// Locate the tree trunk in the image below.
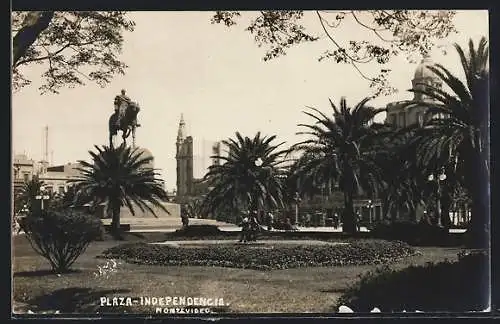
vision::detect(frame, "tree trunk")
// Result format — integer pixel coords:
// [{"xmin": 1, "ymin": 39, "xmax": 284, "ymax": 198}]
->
[
  {"xmin": 110, "ymin": 200, "xmax": 122, "ymax": 239},
  {"xmin": 13, "ymin": 11, "xmax": 54, "ymax": 66},
  {"xmin": 410, "ymin": 207, "xmax": 417, "ymax": 223},
  {"xmin": 342, "ymin": 191, "xmax": 356, "ymax": 234},
  {"xmin": 440, "ymin": 190, "xmax": 452, "ymax": 230},
  {"xmin": 467, "ymin": 154, "xmax": 490, "ymax": 249}
]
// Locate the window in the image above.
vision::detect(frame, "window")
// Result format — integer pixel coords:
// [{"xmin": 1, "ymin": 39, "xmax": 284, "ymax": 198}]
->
[
  {"xmin": 58, "ymin": 186, "xmax": 65, "ymax": 194},
  {"xmin": 23, "ymin": 172, "xmax": 30, "ymax": 182}
]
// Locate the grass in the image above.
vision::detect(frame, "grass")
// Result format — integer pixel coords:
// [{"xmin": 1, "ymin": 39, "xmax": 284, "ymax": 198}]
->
[{"xmin": 12, "ymin": 233, "xmax": 466, "ymax": 314}]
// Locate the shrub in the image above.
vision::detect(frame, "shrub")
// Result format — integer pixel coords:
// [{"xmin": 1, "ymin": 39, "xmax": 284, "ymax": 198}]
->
[
  {"xmin": 19, "ymin": 208, "xmax": 104, "ymax": 273},
  {"xmin": 173, "ymin": 225, "xmax": 224, "ymax": 237},
  {"xmin": 101, "ymin": 240, "xmax": 416, "ymax": 270},
  {"xmin": 369, "ymin": 221, "xmax": 451, "ymax": 246},
  {"xmin": 335, "ymin": 250, "xmax": 489, "ymax": 312}
]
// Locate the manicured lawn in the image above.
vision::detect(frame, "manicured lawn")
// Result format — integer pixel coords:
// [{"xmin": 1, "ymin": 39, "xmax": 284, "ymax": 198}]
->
[{"xmin": 12, "ymin": 234, "xmax": 465, "ymax": 314}]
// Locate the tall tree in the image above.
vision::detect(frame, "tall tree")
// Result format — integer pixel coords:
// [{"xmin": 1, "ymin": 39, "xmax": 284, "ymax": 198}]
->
[
  {"xmin": 292, "ymin": 97, "xmax": 387, "ymax": 233},
  {"xmin": 12, "ymin": 11, "xmax": 135, "ymax": 94},
  {"xmin": 406, "ymin": 37, "xmax": 489, "ymax": 248},
  {"xmin": 201, "ymin": 132, "xmax": 288, "ymax": 219},
  {"xmin": 211, "ymin": 10, "xmax": 456, "ymax": 96},
  {"xmin": 72, "ymin": 144, "xmax": 168, "ymax": 236}
]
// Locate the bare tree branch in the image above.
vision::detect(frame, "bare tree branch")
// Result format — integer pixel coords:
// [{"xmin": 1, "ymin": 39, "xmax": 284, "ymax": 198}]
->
[
  {"xmin": 316, "ymin": 11, "xmax": 376, "ymax": 80},
  {"xmin": 350, "ymin": 11, "xmax": 393, "ymax": 43}
]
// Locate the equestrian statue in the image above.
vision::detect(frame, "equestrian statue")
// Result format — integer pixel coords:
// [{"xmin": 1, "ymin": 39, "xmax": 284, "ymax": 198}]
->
[{"xmin": 108, "ymin": 89, "xmax": 141, "ymax": 148}]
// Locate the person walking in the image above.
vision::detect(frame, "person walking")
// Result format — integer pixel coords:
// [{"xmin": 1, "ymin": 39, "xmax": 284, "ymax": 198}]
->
[
  {"xmin": 267, "ymin": 212, "xmax": 274, "ymax": 231},
  {"xmin": 239, "ymin": 215, "xmax": 250, "ymax": 243},
  {"xmin": 249, "ymin": 214, "xmax": 260, "ymax": 241}
]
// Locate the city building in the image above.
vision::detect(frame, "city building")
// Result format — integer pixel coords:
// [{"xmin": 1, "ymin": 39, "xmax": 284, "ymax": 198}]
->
[
  {"xmin": 175, "ymin": 114, "xmax": 224, "ymax": 202},
  {"xmin": 385, "ymin": 55, "xmax": 443, "ymax": 128},
  {"xmin": 13, "ymin": 153, "xmax": 36, "ymax": 192},
  {"xmin": 40, "ymin": 162, "xmax": 83, "ymax": 194}
]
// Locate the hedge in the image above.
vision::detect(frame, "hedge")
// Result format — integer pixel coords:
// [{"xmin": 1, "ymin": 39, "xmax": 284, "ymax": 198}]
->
[{"xmin": 335, "ymin": 250, "xmax": 489, "ymax": 312}]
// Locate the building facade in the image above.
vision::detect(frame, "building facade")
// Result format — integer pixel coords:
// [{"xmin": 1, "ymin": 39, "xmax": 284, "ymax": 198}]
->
[
  {"xmin": 385, "ymin": 56, "xmax": 443, "ymax": 128},
  {"xmin": 175, "ymin": 114, "xmax": 223, "ymax": 201},
  {"xmin": 13, "ymin": 154, "xmax": 36, "ymax": 192},
  {"xmin": 41, "ymin": 162, "xmax": 83, "ymax": 194}
]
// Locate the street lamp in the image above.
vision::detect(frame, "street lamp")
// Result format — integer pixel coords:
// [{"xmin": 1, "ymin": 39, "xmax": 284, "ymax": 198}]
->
[
  {"xmin": 367, "ymin": 200, "xmax": 374, "ymax": 224},
  {"xmin": 35, "ymin": 186, "xmax": 50, "ymax": 211},
  {"xmin": 428, "ymin": 170, "xmax": 447, "ymax": 227},
  {"xmin": 253, "ymin": 157, "xmax": 272, "ymax": 219},
  {"xmin": 293, "ymin": 191, "xmax": 301, "ymax": 225}
]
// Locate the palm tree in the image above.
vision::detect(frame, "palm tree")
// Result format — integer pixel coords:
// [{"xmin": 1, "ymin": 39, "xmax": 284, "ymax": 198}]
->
[
  {"xmin": 405, "ymin": 37, "xmax": 489, "ymax": 247},
  {"xmin": 14, "ymin": 175, "xmax": 44, "ymax": 215},
  {"xmin": 292, "ymin": 97, "xmax": 388, "ymax": 233},
  {"xmin": 183, "ymin": 198, "xmax": 203, "ymax": 219},
  {"xmin": 72, "ymin": 144, "xmax": 169, "ymax": 236},
  {"xmin": 369, "ymin": 125, "xmax": 428, "ymax": 223},
  {"xmin": 201, "ymin": 132, "xmax": 288, "ymax": 220}
]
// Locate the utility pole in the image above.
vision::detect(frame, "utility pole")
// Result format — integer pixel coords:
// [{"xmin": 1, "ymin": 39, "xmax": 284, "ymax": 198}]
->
[{"xmin": 44, "ymin": 125, "xmax": 49, "ymax": 163}]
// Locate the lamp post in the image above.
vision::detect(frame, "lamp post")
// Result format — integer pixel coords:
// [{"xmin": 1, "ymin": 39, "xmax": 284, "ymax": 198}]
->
[
  {"xmin": 35, "ymin": 186, "xmax": 50, "ymax": 211},
  {"xmin": 367, "ymin": 200, "xmax": 373, "ymax": 224},
  {"xmin": 254, "ymin": 157, "xmax": 273, "ymax": 219},
  {"xmin": 428, "ymin": 170, "xmax": 447, "ymax": 227},
  {"xmin": 293, "ymin": 191, "xmax": 301, "ymax": 225}
]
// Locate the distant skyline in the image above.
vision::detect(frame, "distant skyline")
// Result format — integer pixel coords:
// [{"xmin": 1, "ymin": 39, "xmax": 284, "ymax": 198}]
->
[{"xmin": 12, "ymin": 10, "xmax": 489, "ymax": 191}]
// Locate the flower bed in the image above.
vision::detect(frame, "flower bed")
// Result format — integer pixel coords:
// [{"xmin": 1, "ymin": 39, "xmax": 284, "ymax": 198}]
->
[{"xmin": 100, "ymin": 240, "xmax": 416, "ymax": 271}]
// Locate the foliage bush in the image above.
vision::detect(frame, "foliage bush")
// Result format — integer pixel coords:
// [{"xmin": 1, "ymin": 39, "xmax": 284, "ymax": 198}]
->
[
  {"xmin": 369, "ymin": 221, "xmax": 451, "ymax": 246},
  {"xmin": 335, "ymin": 250, "xmax": 489, "ymax": 312},
  {"xmin": 19, "ymin": 208, "xmax": 104, "ymax": 273},
  {"xmin": 173, "ymin": 225, "xmax": 224, "ymax": 237},
  {"xmin": 101, "ymin": 240, "xmax": 416, "ymax": 270}
]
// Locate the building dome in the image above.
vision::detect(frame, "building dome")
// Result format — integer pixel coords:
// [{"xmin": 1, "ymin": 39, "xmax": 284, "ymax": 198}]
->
[
  {"xmin": 413, "ymin": 56, "xmax": 435, "ymax": 80},
  {"xmin": 135, "ymin": 147, "xmax": 153, "ymax": 158},
  {"xmin": 134, "ymin": 146, "xmax": 154, "ymax": 169}
]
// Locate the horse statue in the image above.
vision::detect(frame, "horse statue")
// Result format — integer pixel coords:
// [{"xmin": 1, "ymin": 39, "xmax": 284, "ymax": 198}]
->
[{"xmin": 108, "ymin": 95, "xmax": 140, "ymax": 148}]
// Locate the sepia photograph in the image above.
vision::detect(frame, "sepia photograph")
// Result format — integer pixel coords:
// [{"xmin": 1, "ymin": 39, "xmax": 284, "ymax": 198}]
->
[{"xmin": 11, "ymin": 9, "xmax": 490, "ymax": 316}]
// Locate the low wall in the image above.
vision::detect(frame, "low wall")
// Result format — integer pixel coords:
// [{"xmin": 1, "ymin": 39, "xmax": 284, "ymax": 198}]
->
[
  {"xmin": 95, "ymin": 202, "xmax": 181, "ymax": 219},
  {"xmin": 119, "ymin": 202, "xmax": 180, "ymax": 219}
]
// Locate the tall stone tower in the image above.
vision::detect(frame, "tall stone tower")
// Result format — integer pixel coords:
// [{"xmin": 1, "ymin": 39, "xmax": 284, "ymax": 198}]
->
[{"xmin": 175, "ymin": 114, "xmax": 193, "ymax": 197}]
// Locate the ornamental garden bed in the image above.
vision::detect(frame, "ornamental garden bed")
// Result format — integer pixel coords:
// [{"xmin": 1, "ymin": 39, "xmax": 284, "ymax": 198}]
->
[{"xmin": 99, "ymin": 240, "xmax": 417, "ymax": 271}]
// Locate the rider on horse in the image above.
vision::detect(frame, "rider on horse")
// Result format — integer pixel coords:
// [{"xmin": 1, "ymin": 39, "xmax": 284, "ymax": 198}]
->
[
  {"xmin": 114, "ymin": 89, "xmax": 140, "ymax": 127},
  {"xmin": 109, "ymin": 89, "xmax": 141, "ymax": 147}
]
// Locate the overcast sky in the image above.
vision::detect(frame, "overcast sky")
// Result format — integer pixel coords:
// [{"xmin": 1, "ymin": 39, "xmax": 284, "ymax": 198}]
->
[{"xmin": 12, "ymin": 10, "xmax": 488, "ymax": 191}]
